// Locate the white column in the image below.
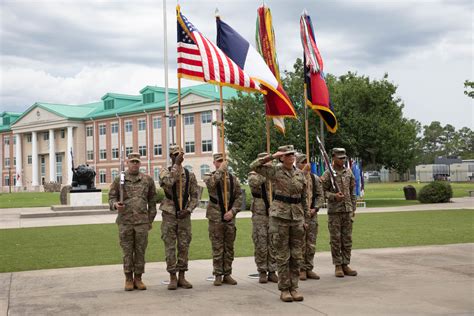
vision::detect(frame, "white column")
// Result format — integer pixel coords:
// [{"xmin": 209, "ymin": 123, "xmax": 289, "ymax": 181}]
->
[
  {"xmin": 15, "ymin": 134, "xmax": 23, "ymax": 187},
  {"xmin": 49, "ymin": 129, "xmax": 56, "ymax": 182},
  {"xmin": 67, "ymin": 126, "xmax": 74, "ymax": 184},
  {"xmin": 212, "ymin": 110, "xmax": 218, "ymax": 154},
  {"xmin": 31, "ymin": 131, "xmax": 39, "ymax": 186}
]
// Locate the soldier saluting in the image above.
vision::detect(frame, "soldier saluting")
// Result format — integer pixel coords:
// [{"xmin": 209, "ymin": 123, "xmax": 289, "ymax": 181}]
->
[
  {"xmin": 250, "ymin": 145, "xmax": 309, "ymax": 303},
  {"xmin": 159, "ymin": 145, "xmax": 199, "ymax": 290}
]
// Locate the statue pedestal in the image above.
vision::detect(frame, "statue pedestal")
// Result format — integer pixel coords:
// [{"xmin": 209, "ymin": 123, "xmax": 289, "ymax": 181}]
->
[{"xmin": 69, "ymin": 189, "xmax": 102, "ymax": 206}]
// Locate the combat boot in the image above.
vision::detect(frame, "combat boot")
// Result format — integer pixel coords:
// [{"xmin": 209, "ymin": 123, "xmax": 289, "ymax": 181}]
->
[
  {"xmin": 258, "ymin": 272, "xmax": 267, "ymax": 284},
  {"xmin": 124, "ymin": 272, "xmax": 134, "ymax": 291},
  {"xmin": 335, "ymin": 265, "xmax": 344, "ymax": 278},
  {"xmin": 133, "ymin": 273, "xmax": 147, "ymax": 290},
  {"xmin": 214, "ymin": 275, "xmax": 223, "ymax": 286},
  {"xmin": 178, "ymin": 271, "xmax": 193, "ymax": 289},
  {"xmin": 223, "ymin": 275, "xmax": 238, "ymax": 285},
  {"xmin": 280, "ymin": 290, "xmax": 293, "ymax": 302},
  {"xmin": 268, "ymin": 272, "xmax": 278, "ymax": 283},
  {"xmin": 168, "ymin": 273, "xmax": 178, "ymax": 290},
  {"xmin": 290, "ymin": 290, "xmax": 304, "ymax": 301},
  {"xmin": 306, "ymin": 270, "xmax": 320, "ymax": 280},
  {"xmin": 342, "ymin": 264, "xmax": 358, "ymax": 276},
  {"xmin": 299, "ymin": 270, "xmax": 307, "ymax": 281}
]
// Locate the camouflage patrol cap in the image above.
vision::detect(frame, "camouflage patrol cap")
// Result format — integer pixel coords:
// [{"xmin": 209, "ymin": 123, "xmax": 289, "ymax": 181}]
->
[
  {"xmin": 296, "ymin": 153, "xmax": 307, "ymax": 164},
  {"xmin": 332, "ymin": 148, "xmax": 346, "ymax": 159},
  {"xmin": 169, "ymin": 145, "xmax": 184, "ymax": 156},
  {"xmin": 257, "ymin": 152, "xmax": 268, "ymax": 159},
  {"xmin": 128, "ymin": 152, "xmax": 141, "ymax": 162},
  {"xmin": 277, "ymin": 145, "xmax": 296, "ymax": 154},
  {"xmin": 213, "ymin": 152, "xmax": 224, "ymax": 162}
]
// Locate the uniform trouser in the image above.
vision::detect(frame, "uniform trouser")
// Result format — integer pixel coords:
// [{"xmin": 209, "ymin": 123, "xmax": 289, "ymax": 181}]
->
[
  {"xmin": 252, "ymin": 215, "xmax": 276, "ymax": 273},
  {"xmin": 208, "ymin": 220, "xmax": 236, "ymax": 276},
  {"xmin": 118, "ymin": 223, "xmax": 149, "ymax": 274},
  {"xmin": 302, "ymin": 216, "xmax": 319, "ymax": 271},
  {"xmin": 161, "ymin": 212, "xmax": 192, "ymax": 273},
  {"xmin": 269, "ymin": 216, "xmax": 305, "ymax": 291},
  {"xmin": 327, "ymin": 212, "xmax": 353, "ymax": 265}
]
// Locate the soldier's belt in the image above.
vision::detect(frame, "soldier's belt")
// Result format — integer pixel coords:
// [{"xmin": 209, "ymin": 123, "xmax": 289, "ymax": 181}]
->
[
  {"xmin": 209, "ymin": 196, "xmax": 218, "ymax": 204},
  {"xmin": 273, "ymin": 194, "xmax": 302, "ymax": 204}
]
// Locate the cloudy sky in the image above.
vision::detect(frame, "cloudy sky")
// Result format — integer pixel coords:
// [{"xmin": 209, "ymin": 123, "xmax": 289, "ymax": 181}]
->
[{"xmin": 0, "ymin": 0, "xmax": 472, "ymax": 129}]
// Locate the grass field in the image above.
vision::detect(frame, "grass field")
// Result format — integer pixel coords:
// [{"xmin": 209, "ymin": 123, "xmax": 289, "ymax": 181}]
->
[{"xmin": 1, "ymin": 209, "xmax": 472, "ymax": 273}]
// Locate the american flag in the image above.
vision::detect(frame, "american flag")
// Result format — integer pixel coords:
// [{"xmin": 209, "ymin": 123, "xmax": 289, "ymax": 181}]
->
[{"xmin": 177, "ymin": 6, "xmax": 260, "ymax": 93}]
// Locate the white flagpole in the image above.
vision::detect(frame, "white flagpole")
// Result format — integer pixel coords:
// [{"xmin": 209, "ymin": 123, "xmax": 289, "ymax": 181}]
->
[{"xmin": 163, "ymin": 0, "xmax": 170, "ymax": 167}]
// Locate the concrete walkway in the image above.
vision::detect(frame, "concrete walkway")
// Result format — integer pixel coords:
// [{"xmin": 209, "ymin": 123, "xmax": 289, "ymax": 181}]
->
[
  {"xmin": 1, "ymin": 244, "xmax": 472, "ymax": 315},
  {"xmin": 0, "ymin": 197, "xmax": 472, "ymax": 229}
]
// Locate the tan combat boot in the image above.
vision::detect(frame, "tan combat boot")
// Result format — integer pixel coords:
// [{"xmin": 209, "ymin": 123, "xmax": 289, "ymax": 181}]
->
[
  {"xmin": 280, "ymin": 290, "xmax": 293, "ymax": 302},
  {"xmin": 306, "ymin": 270, "xmax": 320, "ymax": 280},
  {"xmin": 335, "ymin": 265, "xmax": 344, "ymax": 278},
  {"xmin": 268, "ymin": 272, "xmax": 278, "ymax": 283},
  {"xmin": 290, "ymin": 290, "xmax": 304, "ymax": 301},
  {"xmin": 223, "ymin": 275, "xmax": 238, "ymax": 285},
  {"xmin": 178, "ymin": 271, "xmax": 193, "ymax": 289},
  {"xmin": 299, "ymin": 270, "xmax": 307, "ymax": 281},
  {"xmin": 168, "ymin": 273, "xmax": 178, "ymax": 290},
  {"xmin": 124, "ymin": 272, "xmax": 134, "ymax": 291},
  {"xmin": 214, "ymin": 275, "xmax": 223, "ymax": 286},
  {"xmin": 258, "ymin": 272, "xmax": 267, "ymax": 284},
  {"xmin": 133, "ymin": 273, "xmax": 147, "ymax": 290},
  {"xmin": 342, "ymin": 264, "xmax": 358, "ymax": 276}
]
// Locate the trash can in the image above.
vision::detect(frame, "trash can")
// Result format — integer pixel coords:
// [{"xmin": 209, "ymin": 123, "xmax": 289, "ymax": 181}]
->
[{"xmin": 403, "ymin": 185, "xmax": 417, "ymax": 200}]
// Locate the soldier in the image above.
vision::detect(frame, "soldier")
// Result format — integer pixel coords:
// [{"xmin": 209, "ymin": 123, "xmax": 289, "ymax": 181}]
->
[
  {"xmin": 204, "ymin": 152, "xmax": 242, "ymax": 286},
  {"xmin": 320, "ymin": 148, "xmax": 358, "ymax": 278},
  {"xmin": 250, "ymin": 145, "xmax": 308, "ymax": 303},
  {"xmin": 159, "ymin": 145, "xmax": 199, "ymax": 290},
  {"xmin": 109, "ymin": 152, "xmax": 157, "ymax": 291},
  {"xmin": 248, "ymin": 152, "xmax": 277, "ymax": 284},
  {"xmin": 295, "ymin": 154, "xmax": 324, "ymax": 281}
]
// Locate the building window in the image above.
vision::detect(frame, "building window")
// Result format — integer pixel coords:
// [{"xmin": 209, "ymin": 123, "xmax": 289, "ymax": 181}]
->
[
  {"xmin": 143, "ymin": 93, "xmax": 155, "ymax": 104},
  {"xmin": 184, "ymin": 114, "xmax": 194, "ymax": 126},
  {"xmin": 5, "ymin": 176, "xmax": 10, "ymax": 186},
  {"xmin": 125, "ymin": 121, "xmax": 133, "ymax": 133},
  {"xmin": 185, "ymin": 141, "xmax": 195, "ymax": 153},
  {"xmin": 13, "ymin": 137, "xmax": 16, "ymax": 145},
  {"xmin": 41, "ymin": 156, "xmax": 46, "ymax": 177},
  {"xmin": 60, "ymin": 129, "xmax": 65, "ymax": 138},
  {"xmin": 184, "ymin": 165, "xmax": 193, "ymax": 172},
  {"xmin": 26, "ymin": 134, "xmax": 32, "ymax": 143},
  {"xmin": 5, "ymin": 158, "xmax": 10, "ymax": 167},
  {"xmin": 43, "ymin": 132, "xmax": 49, "ymax": 141},
  {"xmin": 139, "ymin": 145, "xmax": 147, "ymax": 157},
  {"xmin": 200, "ymin": 164, "xmax": 210, "ymax": 180},
  {"xmin": 86, "ymin": 126, "xmax": 94, "ymax": 137},
  {"xmin": 126, "ymin": 146, "xmax": 133, "ymax": 156},
  {"xmin": 138, "ymin": 119, "xmax": 146, "ymax": 131},
  {"xmin": 169, "ymin": 116, "xmax": 176, "ymax": 127},
  {"xmin": 99, "ymin": 124, "xmax": 106, "ymax": 135},
  {"xmin": 153, "ymin": 117, "xmax": 161, "ymax": 129},
  {"xmin": 112, "ymin": 148, "xmax": 119, "ymax": 159},
  {"xmin": 111, "ymin": 123, "xmax": 119, "ymax": 134},
  {"xmin": 99, "ymin": 170, "xmax": 107, "ymax": 184},
  {"xmin": 154, "ymin": 144, "xmax": 162, "ymax": 156},
  {"xmin": 56, "ymin": 154, "xmax": 62, "ymax": 183},
  {"xmin": 202, "ymin": 140, "xmax": 212, "ymax": 152},
  {"xmin": 13, "ymin": 157, "xmax": 16, "ymax": 166},
  {"xmin": 4, "ymin": 137, "xmax": 10, "ymax": 145},
  {"xmin": 3, "ymin": 116, "xmax": 10, "ymax": 125},
  {"xmin": 28, "ymin": 155, "xmax": 32, "ymax": 164},
  {"xmin": 104, "ymin": 99, "xmax": 114, "ymax": 110},
  {"xmin": 201, "ymin": 111, "xmax": 212, "ymax": 124},
  {"xmin": 87, "ymin": 150, "xmax": 94, "ymax": 161},
  {"xmin": 100, "ymin": 149, "xmax": 107, "ymax": 160},
  {"xmin": 154, "ymin": 167, "xmax": 160, "ymax": 181},
  {"xmin": 111, "ymin": 169, "xmax": 119, "ymax": 180}
]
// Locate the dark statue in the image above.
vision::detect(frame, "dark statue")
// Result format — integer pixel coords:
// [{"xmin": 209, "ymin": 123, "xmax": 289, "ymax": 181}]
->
[{"xmin": 71, "ymin": 164, "xmax": 96, "ymax": 190}]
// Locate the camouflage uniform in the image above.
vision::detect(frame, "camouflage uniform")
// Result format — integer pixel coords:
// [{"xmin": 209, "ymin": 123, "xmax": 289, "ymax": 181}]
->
[
  {"xmin": 109, "ymin": 168, "xmax": 157, "ymax": 275},
  {"xmin": 159, "ymin": 164, "xmax": 199, "ymax": 274},
  {"xmin": 204, "ymin": 154, "xmax": 243, "ymax": 277},
  {"xmin": 320, "ymin": 150, "xmax": 356, "ymax": 266},
  {"xmin": 250, "ymin": 146, "xmax": 309, "ymax": 293},
  {"xmin": 248, "ymin": 170, "xmax": 276, "ymax": 274}
]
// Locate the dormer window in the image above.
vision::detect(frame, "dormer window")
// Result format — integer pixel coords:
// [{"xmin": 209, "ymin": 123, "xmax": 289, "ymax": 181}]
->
[
  {"xmin": 104, "ymin": 99, "xmax": 114, "ymax": 110},
  {"xmin": 143, "ymin": 93, "xmax": 155, "ymax": 104},
  {"xmin": 3, "ymin": 117, "xmax": 10, "ymax": 125}
]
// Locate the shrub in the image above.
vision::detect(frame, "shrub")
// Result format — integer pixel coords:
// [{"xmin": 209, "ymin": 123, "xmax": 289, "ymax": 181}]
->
[
  {"xmin": 418, "ymin": 181, "xmax": 453, "ymax": 203},
  {"xmin": 43, "ymin": 182, "xmax": 61, "ymax": 192}
]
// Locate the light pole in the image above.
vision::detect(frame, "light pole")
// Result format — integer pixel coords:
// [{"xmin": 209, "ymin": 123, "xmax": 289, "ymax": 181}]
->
[{"xmin": 8, "ymin": 166, "xmax": 12, "ymax": 194}]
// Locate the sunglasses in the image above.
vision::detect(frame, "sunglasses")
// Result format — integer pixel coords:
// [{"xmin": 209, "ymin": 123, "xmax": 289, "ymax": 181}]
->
[
  {"xmin": 284, "ymin": 153, "xmax": 295, "ymax": 157},
  {"xmin": 130, "ymin": 160, "xmax": 141, "ymax": 164}
]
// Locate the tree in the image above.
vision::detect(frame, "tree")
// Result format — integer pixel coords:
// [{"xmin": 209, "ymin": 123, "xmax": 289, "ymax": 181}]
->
[{"xmin": 464, "ymin": 80, "xmax": 474, "ymax": 98}]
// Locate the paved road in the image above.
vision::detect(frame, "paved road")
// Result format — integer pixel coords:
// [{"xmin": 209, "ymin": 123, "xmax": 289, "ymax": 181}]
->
[{"xmin": 1, "ymin": 244, "xmax": 472, "ymax": 315}]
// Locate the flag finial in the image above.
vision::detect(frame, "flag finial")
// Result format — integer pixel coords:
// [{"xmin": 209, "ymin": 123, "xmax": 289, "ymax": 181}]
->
[{"xmin": 215, "ymin": 8, "xmax": 220, "ymax": 18}]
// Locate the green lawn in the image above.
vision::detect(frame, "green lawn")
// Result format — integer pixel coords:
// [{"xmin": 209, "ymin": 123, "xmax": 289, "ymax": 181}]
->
[{"xmin": 1, "ymin": 209, "xmax": 472, "ymax": 273}]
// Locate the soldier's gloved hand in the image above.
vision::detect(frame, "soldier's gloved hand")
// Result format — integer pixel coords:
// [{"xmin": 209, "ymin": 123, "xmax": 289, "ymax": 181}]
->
[
  {"xmin": 335, "ymin": 192, "xmax": 345, "ymax": 202},
  {"xmin": 115, "ymin": 202, "xmax": 125, "ymax": 212},
  {"xmin": 175, "ymin": 152, "xmax": 184, "ymax": 166},
  {"xmin": 218, "ymin": 160, "xmax": 228, "ymax": 172},
  {"xmin": 310, "ymin": 208, "xmax": 317, "ymax": 217},
  {"xmin": 223, "ymin": 210, "xmax": 234, "ymax": 221},
  {"xmin": 177, "ymin": 210, "xmax": 191, "ymax": 219}
]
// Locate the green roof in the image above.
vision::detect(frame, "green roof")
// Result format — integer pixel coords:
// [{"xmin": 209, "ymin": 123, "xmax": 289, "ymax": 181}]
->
[{"xmin": 0, "ymin": 112, "xmax": 22, "ymax": 132}]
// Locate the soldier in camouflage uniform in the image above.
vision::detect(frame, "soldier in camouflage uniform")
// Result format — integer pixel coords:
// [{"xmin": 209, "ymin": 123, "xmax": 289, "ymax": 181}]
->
[
  {"xmin": 295, "ymin": 154, "xmax": 324, "ymax": 281},
  {"xmin": 159, "ymin": 145, "xmax": 199, "ymax": 290},
  {"xmin": 248, "ymin": 152, "xmax": 277, "ymax": 284},
  {"xmin": 250, "ymin": 145, "xmax": 309, "ymax": 303},
  {"xmin": 204, "ymin": 152, "xmax": 242, "ymax": 286},
  {"xmin": 109, "ymin": 152, "xmax": 157, "ymax": 291},
  {"xmin": 320, "ymin": 148, "xmax": 358, "ymax": 278}
]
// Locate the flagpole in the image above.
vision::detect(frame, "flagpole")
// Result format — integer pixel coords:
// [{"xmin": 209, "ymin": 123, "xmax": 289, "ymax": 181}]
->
[
  {"xmin": 304, "ymin": 83, "xmax": 310, "ymax": 161},
  {"xmin": 177, "ymin": 78, "xmax": 183, "ymax": 210},
  {"xmin": 219, "ymin": 85, "xmax": 228, "ymax": 212},
  {"xmin": 265, "ymin": 117, "xmax": 272, "ymax": 203},
  {"xmin": 163, "ymin": 0, "xmax": 170, "ymax": 167}
]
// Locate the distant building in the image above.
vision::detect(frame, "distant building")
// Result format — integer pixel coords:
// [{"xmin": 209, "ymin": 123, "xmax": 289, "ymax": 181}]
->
[
  {"xmin": 415, "ymin": 158, "xmax": 474, "ymax": 182},
  {"xmin": 0, "ymin": 84, "xmax": 237, "ymax": 192}
]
